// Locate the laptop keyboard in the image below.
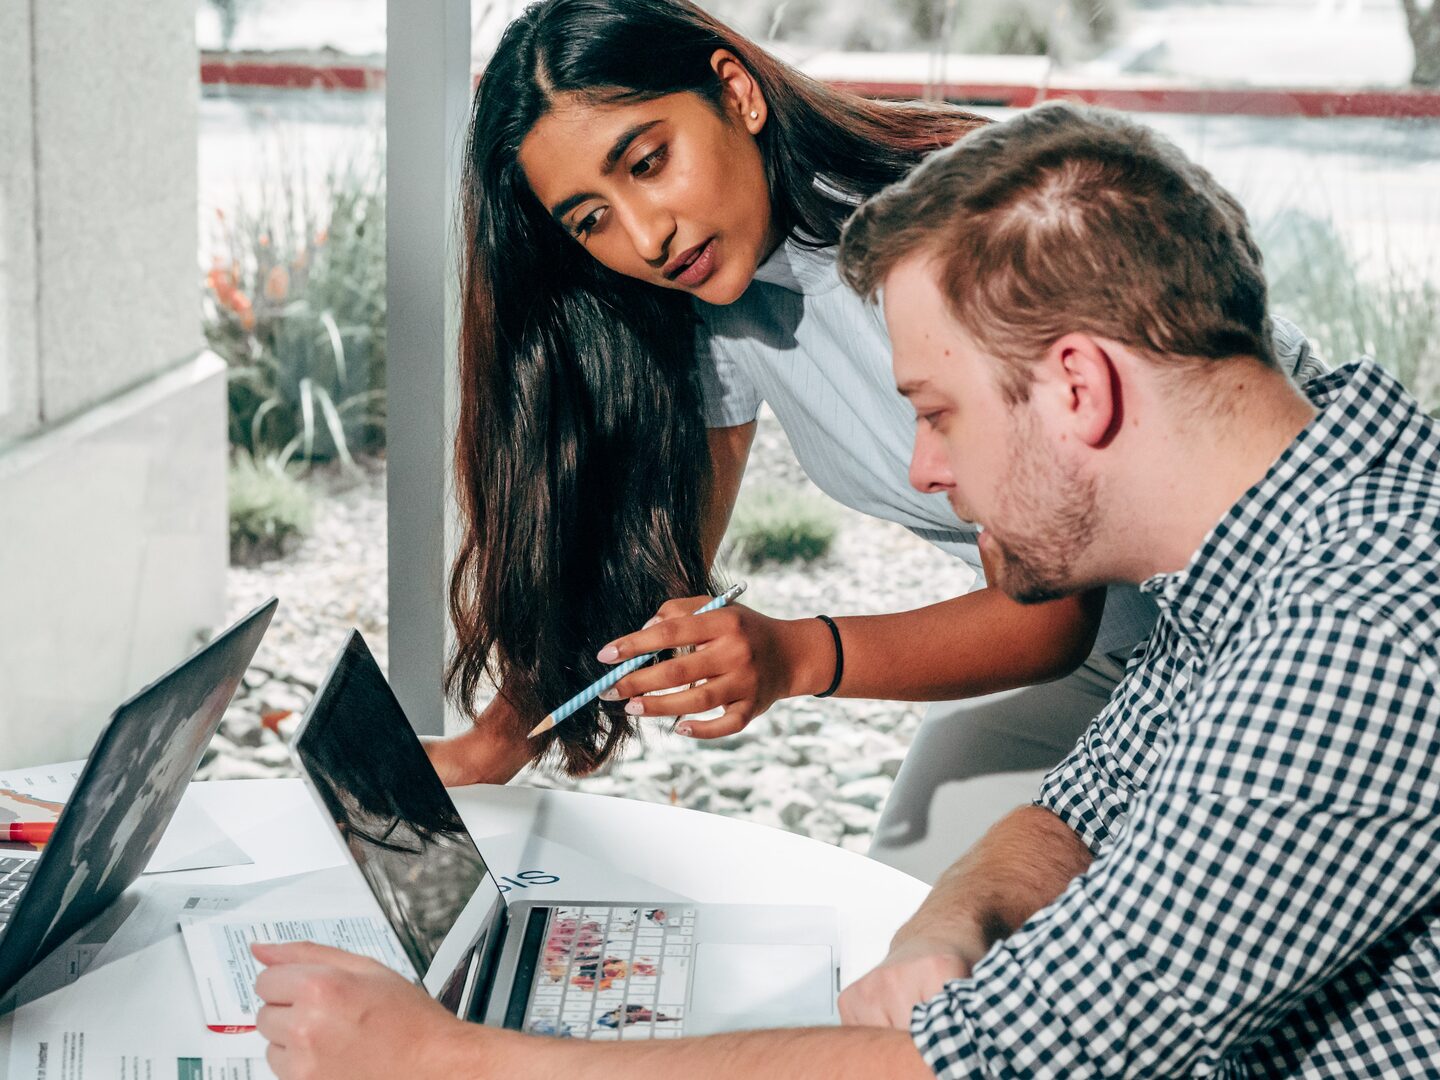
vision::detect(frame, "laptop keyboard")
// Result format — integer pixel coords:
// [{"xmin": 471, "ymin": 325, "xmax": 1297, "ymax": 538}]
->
[
  {"xmin": 524, "ymin": 904, "xmax": 695, "ymax": 1039},
  {"xmin": 0, "ymin": 856, "xmax": 35, "ymax": 930}
]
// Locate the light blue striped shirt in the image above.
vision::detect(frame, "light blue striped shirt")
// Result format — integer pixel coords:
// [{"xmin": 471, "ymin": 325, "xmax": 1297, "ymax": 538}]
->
[{"xmin": 695, "ymin": 237, "xmax": 1322, "ymax": 656}]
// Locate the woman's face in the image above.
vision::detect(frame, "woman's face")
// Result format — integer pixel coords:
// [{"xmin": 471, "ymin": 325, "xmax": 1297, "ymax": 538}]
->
[{"xmin": 518, "ymin": 64, "xmax": 775, "ymax": 306}]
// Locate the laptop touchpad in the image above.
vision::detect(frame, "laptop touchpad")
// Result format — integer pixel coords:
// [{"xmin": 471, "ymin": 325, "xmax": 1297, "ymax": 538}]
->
[{"xmin": 691, "ymin": 944, "xmax": 835, "ymax": 1029}]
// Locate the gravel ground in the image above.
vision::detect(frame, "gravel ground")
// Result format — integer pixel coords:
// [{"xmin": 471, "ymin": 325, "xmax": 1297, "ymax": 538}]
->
[{"xmin": 207, "ymin": 409, "xmax": 974, "ymax": 853}]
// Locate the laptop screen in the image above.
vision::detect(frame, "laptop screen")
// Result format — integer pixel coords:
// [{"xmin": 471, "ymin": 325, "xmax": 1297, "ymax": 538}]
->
[
  {"xmin": 0, "ymin": 598, "xmax": 277, "ymax": 1000},
  {"xmin": 291, "ymin": 632, "xmax": 506, "ymax": 1012}
]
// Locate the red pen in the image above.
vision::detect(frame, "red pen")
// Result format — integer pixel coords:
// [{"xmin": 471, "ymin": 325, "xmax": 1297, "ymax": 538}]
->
[{"xmin": 2, "ymin": 821, "xmax": 55, "ymax": 844}]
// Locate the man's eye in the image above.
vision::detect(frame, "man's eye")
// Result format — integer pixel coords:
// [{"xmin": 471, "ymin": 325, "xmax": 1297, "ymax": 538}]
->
[{"xmin": 631, "ymin": 146, "xmax": 668, "ymax": 177}]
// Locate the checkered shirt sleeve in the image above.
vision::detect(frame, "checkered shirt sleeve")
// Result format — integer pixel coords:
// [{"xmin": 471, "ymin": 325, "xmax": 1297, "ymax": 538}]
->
[{"xmin": 911, "ymin": 606, "xmax": 1440, "ymax": 1077}]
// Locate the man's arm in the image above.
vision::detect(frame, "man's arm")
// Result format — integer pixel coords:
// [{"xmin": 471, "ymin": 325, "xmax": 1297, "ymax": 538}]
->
[
  {"xmin": 253, "ymin": 943, "xmax": 933, "ymax": 1080},
  {"xmin": 840, "ymin": 805, "xmax": 1093, "ymax": 1028},
  {"xmin": 890, "ymin": 614, "xmax": 1440, "ymax": 1078},
  {"xmin": 492, "ymin": 1027, "xmax": 933, "ymax": 1080}
]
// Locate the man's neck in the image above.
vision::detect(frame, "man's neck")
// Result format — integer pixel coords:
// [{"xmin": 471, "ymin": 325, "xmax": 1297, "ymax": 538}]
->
[{"xmin": 1103, "ymin": 360, "xmax": 1319, "ymax": 583}]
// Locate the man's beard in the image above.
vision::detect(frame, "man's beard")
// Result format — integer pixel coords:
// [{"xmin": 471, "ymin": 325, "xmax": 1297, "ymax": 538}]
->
[{"xmin": 985, "ymin": 411, "xmax": 1099, "ymax": 605}]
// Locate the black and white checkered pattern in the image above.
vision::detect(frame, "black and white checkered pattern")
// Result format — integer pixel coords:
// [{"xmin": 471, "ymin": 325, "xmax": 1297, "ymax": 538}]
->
[{"xmin": 912, "ymin": 358, "xmax": 1440, "ymax": 1078}]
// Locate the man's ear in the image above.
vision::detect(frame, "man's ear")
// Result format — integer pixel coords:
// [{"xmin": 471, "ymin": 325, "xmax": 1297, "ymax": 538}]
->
[
  {"xmin": 710, "ymin": 49, "xmax": 766, "ymax": 134},
  {"xmin": 1043, "ymin": 332, "xmax": 1120, "ymax": 449}
]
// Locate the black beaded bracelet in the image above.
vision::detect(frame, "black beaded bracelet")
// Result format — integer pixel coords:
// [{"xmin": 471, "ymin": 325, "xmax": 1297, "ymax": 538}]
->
[{"xmin": 813, "ymin": 614, "xmax": 844, "ymax": 698}]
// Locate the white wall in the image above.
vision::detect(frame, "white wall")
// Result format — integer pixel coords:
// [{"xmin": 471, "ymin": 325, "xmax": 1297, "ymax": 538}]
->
[{"xmin": 0, "ymin": 0, "xmax": 226, "ymax": 766}]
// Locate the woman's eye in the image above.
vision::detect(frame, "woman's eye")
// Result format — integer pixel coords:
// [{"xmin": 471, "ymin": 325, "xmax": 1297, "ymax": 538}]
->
[
  {"xmin": 572, "ymin": 208, "xmax": 605, "ymax": 238},
  {"xmin": 631, "ymin": 145, "xmax": 668, "ymax": 178}
]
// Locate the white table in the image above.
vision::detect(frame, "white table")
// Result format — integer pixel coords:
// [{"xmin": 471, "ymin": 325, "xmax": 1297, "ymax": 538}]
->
[{"xmin": 1, "ymin": 778, "xmax": 928, "ymax": 1078}]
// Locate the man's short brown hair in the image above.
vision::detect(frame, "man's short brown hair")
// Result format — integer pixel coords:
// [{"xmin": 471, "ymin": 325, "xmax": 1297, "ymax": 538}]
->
[{"xmin": 837, "ymin": 101, "xmax": 1276, "ymax": 403}]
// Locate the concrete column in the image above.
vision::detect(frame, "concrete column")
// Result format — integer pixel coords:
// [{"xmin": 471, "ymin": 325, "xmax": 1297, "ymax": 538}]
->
[
  {"xmin": 0, "ymin": 0, "xmax": 227, "ymax": 766},
  {"xmin": 386, "ymin": 0, "xmax": 472, "ymax": 735}
]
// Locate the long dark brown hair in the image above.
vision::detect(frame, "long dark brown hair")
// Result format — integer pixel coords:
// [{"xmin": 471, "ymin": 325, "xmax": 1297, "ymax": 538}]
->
[{"xmin": 449, "ymin": 0, "xmax": 986, "ymax": 775}]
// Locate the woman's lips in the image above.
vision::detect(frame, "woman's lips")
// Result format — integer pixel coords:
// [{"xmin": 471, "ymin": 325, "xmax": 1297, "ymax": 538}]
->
[{"xmin": 668, "ymin": 238, "xmax": 718, "ymax": 288}]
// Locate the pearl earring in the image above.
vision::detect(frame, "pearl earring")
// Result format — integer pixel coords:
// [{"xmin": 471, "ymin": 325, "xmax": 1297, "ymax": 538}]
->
[{"xmin": 749, "ymin": 110, "xmax": 759, "ymax": 120}]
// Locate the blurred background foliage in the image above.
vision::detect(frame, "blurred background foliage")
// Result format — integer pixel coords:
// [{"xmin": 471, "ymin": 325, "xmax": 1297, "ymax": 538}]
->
[{"xmin": 204, "ymin": 150, "xmax": 387, "ymax": 469}]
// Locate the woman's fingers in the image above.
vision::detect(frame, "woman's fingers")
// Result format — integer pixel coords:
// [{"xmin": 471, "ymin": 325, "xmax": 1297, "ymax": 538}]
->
[
  {"xmin": 674, "ymin": 706, "xmax": 752, "ymax": 740},
  {"xmin": 619, "ymin": 677, "xmax": 748, "ymax": 719},
  {"xmin": 602, "ymin": 651, "xmax": 717, "ymax": 700},
  {"xmin": 598, "ymin": 607, "xmax": 742, "ymax": 664}
]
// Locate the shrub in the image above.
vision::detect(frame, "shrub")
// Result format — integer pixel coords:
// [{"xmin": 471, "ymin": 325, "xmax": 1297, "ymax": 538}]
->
[
  {"xmin": 725, "ymin": 484, "xmax": 840, "ymax": 568},
  {"xmin": 204, "ymin": 148, "xmax": 387, "ymax": 467},
  {"xmin": 229, "ymin": 451, "xmax": 315, "ymax": 565},
  {"xmin": 1259, "ymin": 209, "xmax": 1440, "ymax": 414}
]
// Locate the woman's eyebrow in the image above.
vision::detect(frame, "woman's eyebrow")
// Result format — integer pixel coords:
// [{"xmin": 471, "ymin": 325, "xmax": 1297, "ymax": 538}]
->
[
  {"xmin": 549, "ymin": 119, "xmax": 666, "ymax": 223},
  {"xmin": 602, "ymin": 119, "xmax": 664, "ymax": 174}
]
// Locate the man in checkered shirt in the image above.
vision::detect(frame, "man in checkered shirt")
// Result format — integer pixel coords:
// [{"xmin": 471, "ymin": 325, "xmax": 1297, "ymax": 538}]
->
[
  {"xmin": 833, "ymin": 103, "xmax": 1440, "ymax": 1076},
  {"xmin": 248, "ymin": 104, "xmax": 1437, "ymax": 1079}
]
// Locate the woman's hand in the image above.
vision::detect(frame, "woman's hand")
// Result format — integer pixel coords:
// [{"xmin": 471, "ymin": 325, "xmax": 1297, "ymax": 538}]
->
[{"xmin": 595, "ymin": 598, "xmax": 837, "ymax": 738}]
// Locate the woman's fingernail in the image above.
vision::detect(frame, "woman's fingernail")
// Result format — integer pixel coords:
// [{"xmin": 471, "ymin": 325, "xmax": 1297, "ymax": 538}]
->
[
  {"xmin": 597, "ymin": 644, "xmax": 619, "ymax": 662},
  {"xmin": 624, "ymin": 700, "xmax": 644, "ymax": 716},
  {"xmin": 599, "ymin": 688, "xmax": 621, "ymax": 701},
  {"xmin": 643, "ymin": 616, "xmax": 661, "ymax": 628},
  {"xmin": 676, "ymin": 724, "xmax": 694, "ymax": 737}
]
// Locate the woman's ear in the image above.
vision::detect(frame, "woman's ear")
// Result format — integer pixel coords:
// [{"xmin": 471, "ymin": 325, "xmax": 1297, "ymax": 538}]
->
[{"xmin": 710, "ymin": 48, "xmax": 766, "ymax": 134}]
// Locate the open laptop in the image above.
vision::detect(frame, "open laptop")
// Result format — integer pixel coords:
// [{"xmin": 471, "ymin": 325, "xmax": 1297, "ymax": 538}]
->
[
  {"xmin": 0, "ymin": 598, "xmax": 278, "ymax": 1001},
  {"xmin": 291, "ymin": 631, "xmax": 841, "ymax": 1040}
]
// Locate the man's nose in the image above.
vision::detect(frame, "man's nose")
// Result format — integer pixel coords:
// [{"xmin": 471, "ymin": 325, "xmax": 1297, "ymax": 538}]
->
[{"xmin": 909, "ymin": 429, "xmax": 955, "ymax": 495}]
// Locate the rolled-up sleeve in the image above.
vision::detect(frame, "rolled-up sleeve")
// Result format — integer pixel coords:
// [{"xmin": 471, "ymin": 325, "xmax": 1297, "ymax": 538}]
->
[{"xmin": 915, "ymin": 612, "xmax": 1440, "ymax": 1078}]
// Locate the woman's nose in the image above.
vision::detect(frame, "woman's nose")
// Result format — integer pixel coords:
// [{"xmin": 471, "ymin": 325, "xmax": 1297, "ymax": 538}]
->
[{"xmin": 623, "ymin": 200, "xmax": 677, "ymax": 266}]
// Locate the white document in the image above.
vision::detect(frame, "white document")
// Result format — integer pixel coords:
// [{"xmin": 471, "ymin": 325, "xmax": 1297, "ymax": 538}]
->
[
  {"xmin": 477, "ymin": 832, "xmax": 691, "ymax": 903},
  {"xmin": 146, "ymin": 798, "xmax": 253, "ymax": 875},
  {"xmin": 0, "ymin": 760, "xmax": 252, "ymax": 873},
  {"xmin": 7, "ymin": 1026, "xmax": 269, "ymax": 1080},
  {"xmin": 0, "ymin": 759, "xmax": 86, "ymax": 804},
  {"xmin": 180, "ymin": 914, "xmax": 413, "ymax": 1030}
]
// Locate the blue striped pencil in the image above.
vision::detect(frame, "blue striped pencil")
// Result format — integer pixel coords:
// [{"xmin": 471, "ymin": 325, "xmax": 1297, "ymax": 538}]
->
[{"xmin": 527, "ymin": 583, "xmax": 747, "ymax": 738}]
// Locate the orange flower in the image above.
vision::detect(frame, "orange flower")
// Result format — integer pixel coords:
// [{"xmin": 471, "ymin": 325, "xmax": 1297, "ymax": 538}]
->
[
  {"xmin": 207, "ymin": 265, "xmax": 238, "ymax": 307},
  {"xmin": 231, "ymin": 291, "xmax": 255, "ymax": 331},
  {"xmin": 259, "ymin": 233, "xmax": 271, "ymax": 248},
  {"xmin": 264, "ymin": 266, "xmax": 289, "ymax": 302},
  {"xmin": 315, "ymin": 228, "xmax": 328, "ymax": 246}
]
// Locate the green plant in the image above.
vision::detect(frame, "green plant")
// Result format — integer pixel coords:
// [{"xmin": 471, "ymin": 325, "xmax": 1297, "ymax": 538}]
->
[
  {"xmin": 724, "ymin": 485, "xmax": 840, "ymax": 568},
  {"xmin": 1259, "ymin": 209, "xmax": 1440, "ymax": 414},
  {"xmin": 229, "ymin": 451, "xmax": 315, "ymax": 566},
  {"xmin": 205, "ymin": 148, "xmax": 387, "ymax": 468}
]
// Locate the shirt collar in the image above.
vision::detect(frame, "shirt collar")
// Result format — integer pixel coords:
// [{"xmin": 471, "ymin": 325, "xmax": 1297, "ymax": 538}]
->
[
  {"xmin": 751, "ymin": 236, "xmax": 843, "ymax": 296},
  {"xmin": 1140, "ymin": 357, "xmax": 1418, "ymax": 636}
]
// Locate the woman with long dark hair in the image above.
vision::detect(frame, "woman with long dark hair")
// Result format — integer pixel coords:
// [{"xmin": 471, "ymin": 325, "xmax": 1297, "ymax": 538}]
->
[{"xmin": 430, "ymin": 0, "xmax": 1319, "ymax": 876}]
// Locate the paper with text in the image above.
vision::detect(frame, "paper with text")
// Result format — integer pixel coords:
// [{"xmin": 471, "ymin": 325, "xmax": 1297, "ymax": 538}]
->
[{"xmin": 180, "ymin": 915, "xmax": 413, "ymax": 1030}]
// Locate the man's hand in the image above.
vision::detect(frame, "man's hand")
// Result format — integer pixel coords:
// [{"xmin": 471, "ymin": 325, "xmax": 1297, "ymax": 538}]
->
[
  {"xmin": 838, "ymin": 936, "xmax": 974, "ymax": 1031},
  {"xmin": 595, "ymin": 598, "xmax": 834, "ymax": 738},
  {"xmin": 841, "ymin": 807, "xmax": 1094, "ymax": 1033},
  {"xmin": 252, "ymin": 942, "xmax": 502, "ymax": 1080}
]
